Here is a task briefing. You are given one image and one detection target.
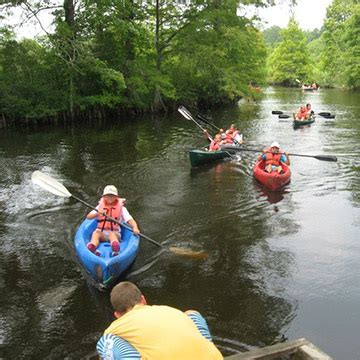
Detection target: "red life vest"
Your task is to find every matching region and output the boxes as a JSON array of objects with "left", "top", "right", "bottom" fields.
[
  {"left": 97, "top": 197, "right": 123, "bottom": 231},
  {"left": 223, "top": 135, "right": 234, "bottom": 144},
  {"left": 209, "top": 140, "right": 220, "bottom": 151},
  {"left": 265, "top": 150, "right": 282, "bottom": 166},
  {"left": 297, "top": 108, "right": 308, "bottom": 120}
]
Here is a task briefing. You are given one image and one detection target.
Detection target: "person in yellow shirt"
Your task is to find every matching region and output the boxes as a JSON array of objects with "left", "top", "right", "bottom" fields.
[{"left": 96, "top": 282, "right": 223, "bottom": 360}]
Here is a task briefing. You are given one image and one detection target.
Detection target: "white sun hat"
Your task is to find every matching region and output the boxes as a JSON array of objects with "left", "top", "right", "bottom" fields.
[
  {"left": 102, "top": 185, "right": 118, "bottom": 196},
  {"left": 270, "top": 141, "right": 280, "bottom": 148}
]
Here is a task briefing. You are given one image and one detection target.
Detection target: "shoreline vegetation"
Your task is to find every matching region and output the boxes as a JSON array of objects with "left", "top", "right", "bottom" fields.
[{"left": 0, "top": 0, "right": 358, "bottom": 127}]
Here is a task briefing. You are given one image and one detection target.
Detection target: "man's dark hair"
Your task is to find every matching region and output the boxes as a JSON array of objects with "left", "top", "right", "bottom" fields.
[{"left": 110, "top": 282, "right": 142, "bottom": 313}]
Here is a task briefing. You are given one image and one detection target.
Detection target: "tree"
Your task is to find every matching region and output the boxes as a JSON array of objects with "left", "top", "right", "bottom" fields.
[
  {"left": 343, "top": 3, "right": 360, "bottom": 89},
  {"left": 263, "top": 26, "right": 282, "bottom": 48},
  {"left": 267, "top": 18, "right": 313, "bottom": 85},
  {"left": 319, "top": 0, "right": 353, "bottom": 87},
  {"left": 0, "top": 28, "right": 67, "bottom": 120},
  {"left": 169, "top": 0, "right": 267, "bottom": 106}
]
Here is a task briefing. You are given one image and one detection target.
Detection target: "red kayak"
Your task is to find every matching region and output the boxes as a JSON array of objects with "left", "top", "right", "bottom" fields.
[{"left": 253, "top": 160, "right": 291, "bottom": 191}]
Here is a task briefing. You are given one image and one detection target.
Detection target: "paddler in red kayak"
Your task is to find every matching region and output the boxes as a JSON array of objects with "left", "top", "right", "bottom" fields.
[{"left": 258, "top": 141, "right": 290, "bottom": 173}]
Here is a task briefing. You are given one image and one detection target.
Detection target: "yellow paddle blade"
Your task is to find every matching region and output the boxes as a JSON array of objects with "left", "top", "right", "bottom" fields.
[{"left": 169, "top": 247, "right": 208, "bottom": 259}]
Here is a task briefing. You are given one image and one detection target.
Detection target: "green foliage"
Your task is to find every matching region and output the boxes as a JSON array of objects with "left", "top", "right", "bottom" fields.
[
  {"left": 343, "top": 4, "right": 360, "bottom": 89},
  {"left": 264, "top": 0, "right": 358, "bottom": 90},
  {"left": 267, "top": 18, "right": 313, "bottom": 85},
  {"left": 319, "top": 0, "right": 354, "bottom": 87},
  {"left": 0, "top": 30, "right": 67, "bottom": 118},
  {"left": 170, "top": 2, "right": 267, "bottom": 105},
  {"left": 0, "top": 0, "right": 282, "bottom": 120},
  {"left": 263, "top": 26, "right": 282, "bottom": 48},
  {"left": 303, "top": 28, "right": 322, "bottom": 43}
]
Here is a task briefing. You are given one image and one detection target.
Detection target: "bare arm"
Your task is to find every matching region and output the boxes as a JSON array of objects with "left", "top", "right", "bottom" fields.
[
  {"left": 87, "top": 210, "right": 98, "bottom": 219},
  {"left": 128, "top": 219, "right": 140, "bottom": 235},
  {"left": 284, "top": 152, "right": 290, "bottom": 165}
]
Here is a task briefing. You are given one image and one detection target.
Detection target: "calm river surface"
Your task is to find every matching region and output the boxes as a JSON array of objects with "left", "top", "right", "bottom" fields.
[{"left": 1, "top": 87, "right": 360, "bottom": 359}]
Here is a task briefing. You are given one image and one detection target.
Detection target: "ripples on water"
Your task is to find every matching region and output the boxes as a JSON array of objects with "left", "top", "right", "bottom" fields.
[{"left": 1, "top": 88, "right": 360, "bottom": 358}]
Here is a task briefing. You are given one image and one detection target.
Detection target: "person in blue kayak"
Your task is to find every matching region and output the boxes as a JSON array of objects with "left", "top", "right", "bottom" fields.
[
  {"left": 86, "top": 185, "right": 140, "bottom": 257},
  {"left": 258, "top": 142, "right": 290, "bottom": 173},
  {"left": 96, "top": 281, "right": 223, "bottom": 360}
]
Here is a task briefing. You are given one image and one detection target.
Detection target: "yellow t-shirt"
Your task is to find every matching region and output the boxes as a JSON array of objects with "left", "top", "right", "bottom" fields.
[{"left": 104, "top": 304, "right": 223, "bottom": 360}]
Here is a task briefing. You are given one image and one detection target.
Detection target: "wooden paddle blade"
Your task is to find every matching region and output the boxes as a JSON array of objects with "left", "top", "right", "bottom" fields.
[
  {"left": 323, "top": 114, "right": 335, "bottom": 119},
  {"left": 169, "top": 246, "right": 208, "bottom": 259},
  {"left": 279, "top": 114, "right": 290, "bottom": 119},
  {"left": 31, "top": 171, "right": 72, "bottom": 197},
  {"left": 317, "top": 112, "right": 331, "bottom": 116},
  {"left": 314, "top": 155, "right": 338, "bottom": 162},
  {"left": 272, "top": 111, "right": 283, "bottom": 115}
]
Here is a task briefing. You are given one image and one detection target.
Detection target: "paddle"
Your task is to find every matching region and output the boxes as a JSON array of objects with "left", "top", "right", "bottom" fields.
[
  {"left": 196, "top": 113, "right": 220, "bottom": 132},
  {"left": 178, "top": 105, "right": 209, "bottom": 135},
  {"left": 178, "top": 106, "right": 240, "bottom": 160},
  {"left": 196, "top": 113, "right": 243, "bottom": 146},
  {"left": 220, "top": 146, "right": 338, "bottom": 162},
  {"left": 31, "top": 171, "right": 207, "bottom": 259},
  {"left": 273, "top": 111, "right": 335, "bottom": 119},
  {"left": 279, "top": 114, "right": 335, "bottom": 119}
]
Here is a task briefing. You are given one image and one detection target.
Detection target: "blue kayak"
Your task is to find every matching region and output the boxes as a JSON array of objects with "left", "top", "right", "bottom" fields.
[{"left": 74, "top": 218, "right": 140, "bottom": 289}]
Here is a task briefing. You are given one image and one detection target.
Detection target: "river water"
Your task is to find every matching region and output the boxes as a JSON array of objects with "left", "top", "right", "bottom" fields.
[{"left": 1, "top": 87, "right": 359, "bottom": 359}]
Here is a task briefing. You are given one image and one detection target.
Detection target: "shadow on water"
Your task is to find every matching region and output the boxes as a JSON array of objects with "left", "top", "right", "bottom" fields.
[{"left": 189, "top": 158, "right": 236, "bottom": 177}]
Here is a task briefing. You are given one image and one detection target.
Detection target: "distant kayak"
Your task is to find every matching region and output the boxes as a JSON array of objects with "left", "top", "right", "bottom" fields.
[
  {"left": 301, "top": 85, "right": 319, "bottom": 91},
  {"left": 74, "top": 218, "right": 140, "bottom": 289},
  {"left": 253, "top": 160, "right": 291, "bottom": 191}
]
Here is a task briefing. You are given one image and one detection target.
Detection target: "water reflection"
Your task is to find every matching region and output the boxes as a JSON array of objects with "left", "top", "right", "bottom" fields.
[
  {"left": 253, "top": 179, "right": 289, "bottom": 205},
  {"left": 1, "top": 87, "right": 359, "bottom": 358}
]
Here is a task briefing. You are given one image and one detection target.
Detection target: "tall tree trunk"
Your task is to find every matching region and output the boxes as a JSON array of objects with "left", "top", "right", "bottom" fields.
[
  {"left": 69, "top": 74, "right": 74, "bottom": 120},
  {"left": 152, "top": 0, "right": 167, "bottom": 112},
  {"left": 64, "top": 0, "right": 75, "bottom": 119},
  {"left": 124, "top": 0, "right": 135, "bottom": 78},
  {"left": 64, "top": 0, "right": 75, "bottom": 29}
]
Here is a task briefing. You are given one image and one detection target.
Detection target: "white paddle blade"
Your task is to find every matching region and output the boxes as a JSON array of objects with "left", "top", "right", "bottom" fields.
[
  {"left": 31, "top": 171, "right": 72, "bottom": 198},
  {"left": 178, "top": 106, "right": 192, "bottom": 120}
]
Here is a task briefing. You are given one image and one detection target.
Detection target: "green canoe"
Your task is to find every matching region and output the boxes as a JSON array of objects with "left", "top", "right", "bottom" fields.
[
  {"left": 189, "top": 149, "right": 232, "bottom": 167},
  {"left": 293, "top": 116, "right": 315, "bottom": 128}
]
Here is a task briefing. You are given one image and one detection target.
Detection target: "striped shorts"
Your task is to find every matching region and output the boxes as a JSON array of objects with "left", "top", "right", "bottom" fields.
[{"left": 96, "top": 311, "right": 213, "bottom": 360}]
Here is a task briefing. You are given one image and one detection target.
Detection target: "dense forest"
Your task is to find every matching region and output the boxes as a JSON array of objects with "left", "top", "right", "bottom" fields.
[
  {"left": 265, "top": 0, "right": 360, "bottom": 89},
  {"left": 0, "top": 0, "right": 359, "bottom": 124}
]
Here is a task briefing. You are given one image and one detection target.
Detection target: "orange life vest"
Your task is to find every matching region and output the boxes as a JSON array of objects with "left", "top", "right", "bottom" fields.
[
  {"left": 265, "top": 150, "right": 282, "bottom": 166},
  {"left": 209, "top": 140, "right": 220, "bottom": 151},
  {"left": 97, "top": 197, "right": 123, "bottom": 231},
  {"left": 297, "top": 108, "right": 308, "bottom": 120}
]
